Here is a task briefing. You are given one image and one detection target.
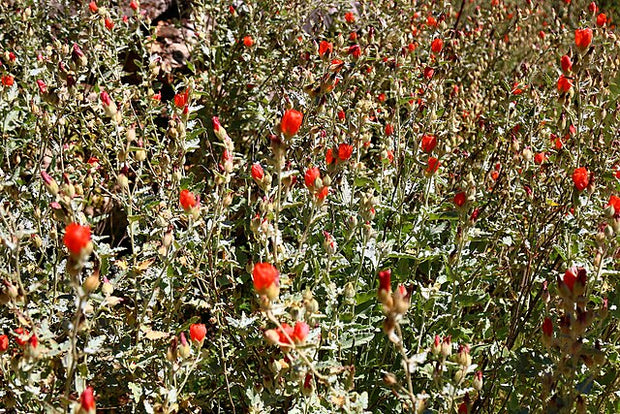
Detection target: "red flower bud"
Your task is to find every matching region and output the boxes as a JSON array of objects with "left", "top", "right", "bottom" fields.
[
  {"left": 72, "top": 43, "right": 85, "bottom": 58},
  {"left": 0, "top": 334, "right": 8, "bottom": 352},
  {"left": 277, "top": 323, "right": 294, "bottom": 345},
  {"left": 431, "top": 38, "right": 444, "bottom": 53},
  {"left": 88, "top": 1, "right": 98, "bottom": 13},
  {"left": 596, "top": 13, "right": 606, "bottom": 27},
  {"left": 542, "top": 317, "right": 553, "bottom": 346},
  {"left": 588, "top": 2, "right": 597, "bottom": 13},
  {"left": 562, "top": 267, "right": 586, "bottom": 292},
  {"left": 454, "top": 192, "right": 467, "bottom": 207},
  {"left": 80, "top": 387, "right": 96, "bottom": 413},
  {"left": 29, "top": 333, "right": 38, "bottom": 349},
  {"left": 560, "top": 55, "right": 572, "bottom": 73},
  {"left": 378, "top": 269, "right": 391, "bottom": 292},
  {"left": 473, "top": 370, "right": 483, "bottom": 390},
  {"left": 251, "top": 163, "right": 264, "bottom": 181},
  {"left": 344, "top": 11, "right": 355, "bottom": 23},
  {"left": 431, "top": 334, "right": 441, "bottom": 354},
  {"left": 316, "top": 186, "right": 329, "bottom": 201},
  {"left": 100, "top": 91, "right": 112, "bottom": 106},
  {"left": 348, "top": 44, "right": 361, "bottom": 58},
  {"left": 36, "top": 79, "right": 47, "bottom": 93}
]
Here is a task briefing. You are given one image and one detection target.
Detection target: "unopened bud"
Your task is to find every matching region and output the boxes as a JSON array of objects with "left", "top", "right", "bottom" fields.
[
  {"left": 178, "top": 333, "right": 190, "bottom": 358},
  {"left": 83, "top": 273, "right": 100, "bottom": 293},
  {"left": 41, "top": 171, "right": 59, "bottom": 196}
]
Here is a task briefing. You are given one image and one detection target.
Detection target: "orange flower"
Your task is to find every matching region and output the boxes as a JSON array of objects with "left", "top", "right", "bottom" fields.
[
  {"left": 426, "top": 157, "right": 440, "bottom": 175},
  {"left": 243, "top": 36, "right": 254, "bottom": 47},
  {"left": 189, "top": 323, "right": 207, "bottom": 344},
  {"left": 104, "top": 17, "right": 114, "bottom": 30},
  {"left": 557, "top": 75, "right": 573, "bottom": 93},
  {"left": 179, "top": 189, "right": 199, "bottom": 212},
  {"left": 318, "top": 40, "right": 333, "bottom": 57},
  {"left": 304, "top": 167, "right": 320, "bottom": 188},
  {"left": 431, "top": 38, "right": 443, "bottom": 53},
  {"left": 276, "top": 323, "right": 294, "bottom": 344},
  {"left": 608, "top": 195, "right": 620, "bottom": 214},
  {"left": 348, "top": 44, "right": 361, "bottom": 58},
  {"left": 316, "top": 186, "right": 329, "bottom": 201},
  {"left": 88, "top": 1, "right": 98, "bottom": 13},
  {"left": 280, "top": 109, "right": 303, "bottom": 138},
  {"left": 421, "top": 134, "right": 437, "bottom": 153},
  {"left": 63, "top": 223, "right": 92, "bottom": 256},
  {"left": 1, "top": 75, "right": 14, "bottom": 87},
  {"left": 572, "top": 167, "right": 589, "bottom": 191},
  {"left": 326, "top": 148, "right": 334, "bottom": 165},
  {"left": 338, "top": 143, "right": 353, "bottom": 161},
  {"left": 292, "top": 321, "right": 309, "bottom": 343},
  {"left": 596, "top": 13, "right": 606, "bottom": 27},
  {"left": 344, "top": 12, "right": 355, "bottom": 23},
  {"left": 174, "top": 89, "right": 189, "bottom": 109},
  {"left": 252, "top": 262, "right": 279, "bottom": 300},
  {"left": 574, "top": 28, "right": 593, "bottom": 51}
]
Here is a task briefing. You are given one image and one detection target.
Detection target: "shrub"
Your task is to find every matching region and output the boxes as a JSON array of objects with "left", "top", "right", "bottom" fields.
[{"left": 0, "top": 0, "right": 619, "bottom": 412}]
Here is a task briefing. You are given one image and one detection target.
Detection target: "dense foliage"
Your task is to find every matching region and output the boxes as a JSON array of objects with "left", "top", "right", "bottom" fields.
[{"left": 1, "top": 0, "right": 620, "bottom": 412}]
